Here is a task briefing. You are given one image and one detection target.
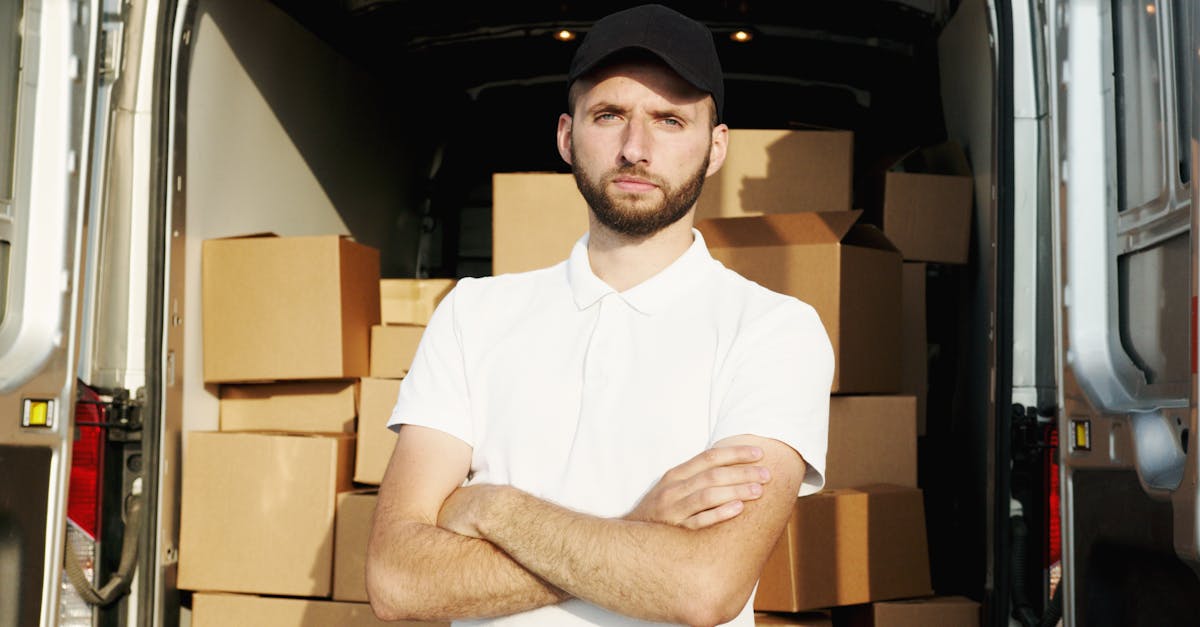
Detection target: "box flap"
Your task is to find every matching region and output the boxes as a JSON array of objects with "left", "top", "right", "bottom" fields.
[
  {"left": 890, "top": 140, "right": 971, "bottom": 177},
  {"left": 209, "top": 232, "right": 279, "bottom": 241},
  {"left": 208, "top": 233, "right": 366, "bottom": 243},
  {"left": 698, "top": 210, "right": 865, "bottom": 247},
  {"left": 843, "top": 224, "right": 900, "bottom": 253}
]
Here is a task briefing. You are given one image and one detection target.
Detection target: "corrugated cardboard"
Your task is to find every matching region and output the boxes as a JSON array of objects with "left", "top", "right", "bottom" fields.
[
  {"left": 696, "top": 129, "right": 853, "bottom": 221},
  {"left": 492, "top": 173, "right": 589, "bottom": 275},
  {"left": 219, "top": 380, "right": 357, "bottom": 433},
  {"left": 177, "top": 432, "right": 354, "bottom": 597},
  {"left": 369, "top": 325, "right": 424, "bottom": 379},
  {"left": 901, "top": 263, "right": 929, "bottom": 435},
  {"left": 697, "top": 211, "right": 902, "bottom": 393},
  {"left": 826, "top": 396, "right": 917, "bottom": 490},
  {"left": 191, "top": 592, "right": 447, "bottom": 627},
  {"left": 333, "top": 491, "right": 377, "bottom": 602},
  {"left": 355, "top": 378, "right": 402, "bottom": 484},
  {"left": 834, "top": 595, "right": 981, "bottom": 627},
  {"left": 202, "top": 235, "right": 380, "bottom": 383},
  {"left": 882, "top": 142, "right": 973, "bottom": 264},
  {"left": 754, "top": 611, "right": 832, "bottom": 626},
  {"left": 380, "top": 279, "right": 456, "bottom": 325},
  {"left": 755, "top": 485, "right": 932, "bottom": 612}
]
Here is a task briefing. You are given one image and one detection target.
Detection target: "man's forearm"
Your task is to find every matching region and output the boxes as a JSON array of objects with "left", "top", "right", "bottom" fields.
[
  {"left": 366, "top": 518, "right": 568, "bottom": 621},
  {"left": 467, "top": 487, "right": 755, "bottom": 626}
]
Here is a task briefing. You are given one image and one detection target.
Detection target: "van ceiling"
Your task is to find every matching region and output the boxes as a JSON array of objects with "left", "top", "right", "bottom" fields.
[
  {"left": 268, "top": 0, "right": 954, "bottom": 166},
  {"left": 269, "top": 3, "right": 944, "bottom": 97}
]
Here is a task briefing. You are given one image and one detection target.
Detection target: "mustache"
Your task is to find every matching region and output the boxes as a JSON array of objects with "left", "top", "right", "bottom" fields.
[{"left": 603, "top": 165, "right": 666, "bottom": 189}]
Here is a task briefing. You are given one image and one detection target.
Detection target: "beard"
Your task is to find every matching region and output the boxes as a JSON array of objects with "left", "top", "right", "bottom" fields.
[{"left": 571, "top": 142, "right": 710, "bottom": 238}]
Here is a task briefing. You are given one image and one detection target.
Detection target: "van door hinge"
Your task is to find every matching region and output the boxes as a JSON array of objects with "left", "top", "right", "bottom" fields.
[
  {"left": 76, "top": 387, "right": 144, "bottom": 442},
  {"left": 99, "top": 16, "right": 125, "bottom": 84}
]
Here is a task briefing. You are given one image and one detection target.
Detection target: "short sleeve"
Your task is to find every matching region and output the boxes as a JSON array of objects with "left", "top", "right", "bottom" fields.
[
  {"left": 710, "top": 299, "right": 834, "bottom": 496},
  {"left": 386, "top": 283, "right": 473, "bottom": 448}
]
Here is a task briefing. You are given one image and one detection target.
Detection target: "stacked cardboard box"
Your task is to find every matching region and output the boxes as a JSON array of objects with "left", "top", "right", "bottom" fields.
[
  {"left": 697, "top": 210, "right": 901, "bottom": 395},
  {"left": 355, "top": 278, "right": 454, "bottom": 485},
  {"left": 370, "top": 278, "right": 452, "bottom": 378},
  {"left": 880, "top": 141, "right": 974, "bottom": 266},
  {"left": 183, "top": 234, "right": 451, "bottom": 624},
  {"left": 201, "top": 235, "right": 379, "bottom": 383},
  {"left": 350, "top": 279, "right": 455, "bottom": 603},
  {"left": 687, "top": 130, "right": 968, "bottom": 616},
  {"left": 832, "top": 595, "right": 981, "bottom": 627},
  {"left": 191, "top": 592, "right": 446, "bottom": 627},
  {"left": 334, "top": 491, "right": 378, "bottom": 602},
  {"left": 754, "top": 611, "right": 833, "bottom": 626}
]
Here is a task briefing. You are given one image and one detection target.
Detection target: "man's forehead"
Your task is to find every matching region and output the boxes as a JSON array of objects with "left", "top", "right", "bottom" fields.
[{"left": 577, "top": 59, "right": 712, "bottom": 108}]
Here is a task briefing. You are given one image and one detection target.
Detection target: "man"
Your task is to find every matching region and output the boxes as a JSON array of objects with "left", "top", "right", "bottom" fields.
[{"left": 366, "top": 5, "right": 833, "bottom": 626}]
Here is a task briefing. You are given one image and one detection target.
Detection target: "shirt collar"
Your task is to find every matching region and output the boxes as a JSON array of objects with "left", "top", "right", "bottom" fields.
[{"left": 565, "top": 229, "right": 716, "bottom": 315}]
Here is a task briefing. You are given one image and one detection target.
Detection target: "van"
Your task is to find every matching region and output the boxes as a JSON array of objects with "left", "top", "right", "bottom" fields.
[{"left": 0, "top": 1, "right": 1195, "bottom": 625}]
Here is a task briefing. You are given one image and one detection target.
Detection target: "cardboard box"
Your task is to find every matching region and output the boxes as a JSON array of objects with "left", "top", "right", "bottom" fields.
[
  {"left": 202, "top": 235, "right": 380, "bottom": 383},
  {"left": 369, "top": 321, "right": 427, "bottom": 374},
  {"left": 696, "top": 129, "right": 853, "bottom": 221},
  {"left": 697, "top": 211, "right": 902, "bottom": 393},
  {"left": 882, "top": 142, "right": 973, "bottom": 264},
  {"left": 380, "top": 279, "right": 456, "bottom": 326},
  {"left": 826, "top": 396, "right": 917, "bottom": 490},
  {"left": 834, "top": 596, "right": 980, "bottom": 627},
  {"left": 219, "top": 380, "right": 357, "bottom": 433},
  {"left": 492, "top": 173, "right": 589, "bottom": 275},
  {"left": 370, "top": 325, "right": 424, "bottom": 379},
  {"left": 901, "top": 263, "right": 929, "bottom": 435},
  {"left": 191, "top": 592, "right": 447, "bottom": 627},
  {"left": 755, "top": 485, "right": 932, "bottom": 612},
  {"left": 178, "top": 432, "right": 354, "bottom": 597},
  {"left": 355, "top": 378, "right": 402, "bottom": 484},
  {"left": 754, "top": 611, "right": 832, "bottom": 626},
  {"left": 333, "top": 491, "right": 377, "bottom": 601}
]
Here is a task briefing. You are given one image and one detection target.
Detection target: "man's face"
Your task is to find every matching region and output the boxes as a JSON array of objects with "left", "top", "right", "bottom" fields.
[{"left": 558, "top": 61, "right": 727, "bottom": 238}]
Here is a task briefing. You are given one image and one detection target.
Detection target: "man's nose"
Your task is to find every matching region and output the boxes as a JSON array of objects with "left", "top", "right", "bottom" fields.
[{"left": 619, "top": 119, "right": 652, "bottom": 166}]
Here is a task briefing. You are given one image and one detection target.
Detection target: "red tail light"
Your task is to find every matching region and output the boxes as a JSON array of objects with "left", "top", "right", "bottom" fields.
[{"left": 67, "top": 384, "right": 106, "bottom": 540}]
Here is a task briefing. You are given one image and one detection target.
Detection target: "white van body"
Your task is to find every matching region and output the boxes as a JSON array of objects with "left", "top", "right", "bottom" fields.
[{"left": 0, "top": 1, "right": 1195, "bottom": 625}]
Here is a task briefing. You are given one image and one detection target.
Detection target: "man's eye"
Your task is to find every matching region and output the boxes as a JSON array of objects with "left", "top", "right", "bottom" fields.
[
  {"left": 597, "top": 113, "right": 620, "bottom": 121},
  {"left": 661, "top": 118, "right": 683, "bottom": 127}
]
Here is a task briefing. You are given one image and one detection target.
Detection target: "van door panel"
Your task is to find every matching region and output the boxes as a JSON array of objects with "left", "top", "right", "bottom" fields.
[
  {"left": 0, "top": 0, "right": 101, "bottom": 625},
  {"left": 1051, "top": 0, "right": 1200, "bottom": 624}
]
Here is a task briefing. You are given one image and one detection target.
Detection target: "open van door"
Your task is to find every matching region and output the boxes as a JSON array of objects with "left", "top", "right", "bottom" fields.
[
  {"left": 0, "top": 1, "right": 107, "bottom": 625},
  {"left": 1050, "top": 0, "right": 1200, "bottom": 624}
]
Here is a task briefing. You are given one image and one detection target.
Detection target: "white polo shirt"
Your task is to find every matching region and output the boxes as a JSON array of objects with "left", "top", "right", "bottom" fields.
[{"left": 389, "top": 229, "right": 833, "bottom": 627}]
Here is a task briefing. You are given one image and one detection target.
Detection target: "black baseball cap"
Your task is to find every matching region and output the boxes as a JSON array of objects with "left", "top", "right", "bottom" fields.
[{"left": 567, "top": 4, "right": 724, "bottom": 121}]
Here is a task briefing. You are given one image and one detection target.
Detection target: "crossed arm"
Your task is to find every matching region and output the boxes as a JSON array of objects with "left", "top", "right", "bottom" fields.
[{"left": 365, "top": 424, "right": 805, "bottom": 626}]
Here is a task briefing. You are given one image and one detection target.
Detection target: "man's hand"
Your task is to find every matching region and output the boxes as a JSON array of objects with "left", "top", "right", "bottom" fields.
[
  {"left": 438, "top": 484, "right": 494, "bottom": 539},
  {"left": 624, "top": 445, "right": 771, "bottom": 529}
]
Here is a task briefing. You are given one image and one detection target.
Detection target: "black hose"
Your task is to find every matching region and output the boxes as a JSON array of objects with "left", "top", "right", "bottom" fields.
[
  {"left": 1040, "top": 576, "right": 1064, "bottom": 627},
  {"left": 1011, "top": 515, "right": 1040, "bottom": 626}
]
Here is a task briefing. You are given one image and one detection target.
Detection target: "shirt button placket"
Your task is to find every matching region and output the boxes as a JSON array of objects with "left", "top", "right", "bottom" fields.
[{"left": 586, "top": 296, "right": 611, "bottom": 389}]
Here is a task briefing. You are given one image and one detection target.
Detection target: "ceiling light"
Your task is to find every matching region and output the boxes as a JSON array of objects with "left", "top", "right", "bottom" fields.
[
  {"left": 731, "top": 30, "right": 753, "bottom": 43},
  {"left": 555, "top": 29, "right": 577, "bottom": 42}
]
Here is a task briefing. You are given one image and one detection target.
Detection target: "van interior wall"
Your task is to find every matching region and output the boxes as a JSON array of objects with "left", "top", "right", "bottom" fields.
[
  {"left": 181, "top": 0, "right": 428, "bottom": 434},
  {"left": 932, "top": 0, "right": 994, "bottom": 607}
]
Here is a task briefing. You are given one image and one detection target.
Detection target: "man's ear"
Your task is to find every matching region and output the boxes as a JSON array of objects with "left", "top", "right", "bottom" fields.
[
  {"left": 557, "top": 113, "right": 574, "bottom": 166},
  {"left": 705, "top": 123, "right": 729, "bottom": 178}
]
